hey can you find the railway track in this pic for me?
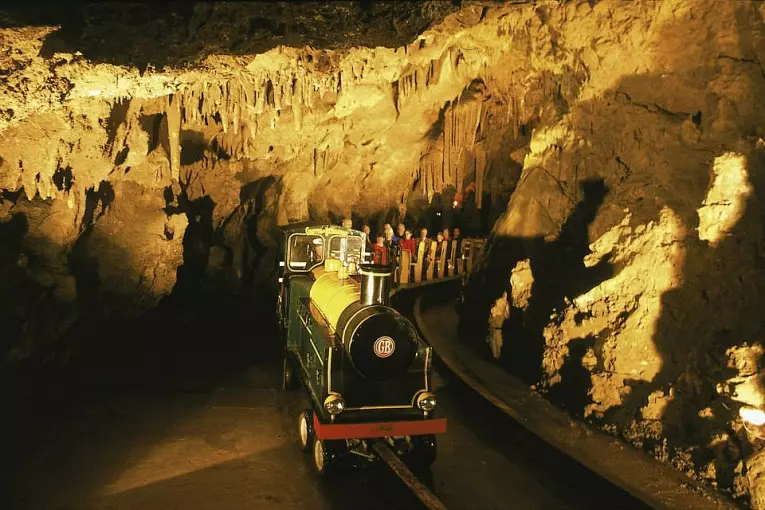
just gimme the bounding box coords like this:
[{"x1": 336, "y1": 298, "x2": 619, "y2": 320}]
[{"x1": 371, "y1": 439, "x2": 447, "y2": 510}]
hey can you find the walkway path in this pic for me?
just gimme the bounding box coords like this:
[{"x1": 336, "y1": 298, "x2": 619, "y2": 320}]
[{"x1": 414, "y1": 284, "x2": 736, "y2": 510}]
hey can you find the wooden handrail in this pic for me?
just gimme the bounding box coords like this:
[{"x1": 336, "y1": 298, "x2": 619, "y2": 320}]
[{"x1": 392, "y1": 238, "x2": 487, "y2": 286}]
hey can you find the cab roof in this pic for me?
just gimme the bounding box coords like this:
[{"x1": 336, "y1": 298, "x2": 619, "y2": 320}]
[{"x1": 278, "y1": 221, "x2": 364, "y2": 238}]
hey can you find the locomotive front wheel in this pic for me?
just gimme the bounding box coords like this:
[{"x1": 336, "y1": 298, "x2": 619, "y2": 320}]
[
  {"x1": 313, "y1": 438, "x2": 331, "y2": 475},
  {"x1": 298, "y1": 410, "x2": 314, "y2": 452},
  {"x1": 283, "y1": 357, "x2": 300, "y2": 390}
]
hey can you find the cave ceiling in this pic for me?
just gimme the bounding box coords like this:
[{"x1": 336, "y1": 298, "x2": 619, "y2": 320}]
[
  {"x1": 0, "y1": 0, "x2": 538, "y2": 225},
  {"x1": 3, "y1": 1, "x2": 478, "y2": 68}
]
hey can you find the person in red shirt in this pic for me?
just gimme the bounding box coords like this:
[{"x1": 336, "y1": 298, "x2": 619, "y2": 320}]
[
  {"x1": 398, "y1": 229, "x2": 416, "y2": 254},
  {"x1": 371, "y1": 234, "x2": 389, "y2": 265}
]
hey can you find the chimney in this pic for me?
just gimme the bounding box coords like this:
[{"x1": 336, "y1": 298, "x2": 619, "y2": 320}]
[{"x1": 359, "y1": 264, "x2": 391, "y2": 306}]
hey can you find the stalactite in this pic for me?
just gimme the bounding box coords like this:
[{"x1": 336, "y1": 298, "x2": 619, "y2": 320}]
[
  {"x1": 442, "y1": 104, "x2": 449, "y2": 188},
  {"x1": 475, "y1": 142, "x2": 486, "y2": 209},
  {"x1": 165, "y1": 94, "x2": 181, "y2": 181},
  {"x1": 293, "y1": 76, "x2": 304, "y2": 131}
]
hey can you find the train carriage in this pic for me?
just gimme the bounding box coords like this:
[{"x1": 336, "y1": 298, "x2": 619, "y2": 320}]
[{"x1": 275, "y1": 222, "x2": 446, "y2": 474}]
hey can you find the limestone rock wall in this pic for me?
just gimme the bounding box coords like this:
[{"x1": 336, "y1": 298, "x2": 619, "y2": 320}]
[{"x1": 464, "y1": 0, "x2": 765, "y2": 506}]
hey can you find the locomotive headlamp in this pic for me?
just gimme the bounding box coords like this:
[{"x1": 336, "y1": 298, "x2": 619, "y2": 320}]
[
  {"x1": 324, "y1": 393, "x2": 345, "y2": 415},
  {"x1": 416, "y1": 391, "x2": 437, "y2": 412}
]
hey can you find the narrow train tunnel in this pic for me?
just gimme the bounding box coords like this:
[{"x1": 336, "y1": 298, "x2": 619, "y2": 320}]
[{"x1": 2, "y1": 0, "x2": 765, "y2": 508}]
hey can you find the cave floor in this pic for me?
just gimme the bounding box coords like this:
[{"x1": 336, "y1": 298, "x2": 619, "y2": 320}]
[
  {"x1": 6, "y1": 362, "x2": 648, "y2": 509},
  {"x1": 5, "y1": 292, "x2": 645, "y2": 510}
]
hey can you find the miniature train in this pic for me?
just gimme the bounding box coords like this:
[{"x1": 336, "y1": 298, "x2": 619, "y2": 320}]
[{"x1": 276, "y1": 222, "x2": 446, "y2": 474}]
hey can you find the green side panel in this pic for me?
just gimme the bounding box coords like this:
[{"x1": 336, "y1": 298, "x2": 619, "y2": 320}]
[
  {"x1": 287, "y1": 275, "x2": 333, "y2": 409},
  {"x1": 287, "y1": 276, "x2": 311, "y2": 352}
]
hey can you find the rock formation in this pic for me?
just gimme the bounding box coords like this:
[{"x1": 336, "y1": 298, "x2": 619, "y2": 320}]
[
  {"x1": 2, "y1": 0, "x2": 765, "y2": 506},
  {"x1": 462, "y1": 0, "x2": 765, "y2": 506},
  {"x1": 0, "y1": 1, "x2": 536, "y2": 382}
]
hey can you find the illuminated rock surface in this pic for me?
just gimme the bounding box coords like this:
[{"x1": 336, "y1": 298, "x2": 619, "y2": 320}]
[{"x1": 2, "y1": 0, "x2": 765, "y2": 506}]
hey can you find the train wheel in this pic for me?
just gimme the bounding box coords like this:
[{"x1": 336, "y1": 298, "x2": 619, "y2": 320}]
[
  {"x1": 409, "y1": 434, "x2": 437, "y2": 467},
  {"x1": 313, "y1": 439, "x2": 344, "y2": 476},
  {"x1": 313, "y1": 438, "x2": 333, "y2": 475},
  {"x1": 283, "y1": 357, "x2": 299, "y2": 390},
  {"x1": 298, "y1": 410, "x2": 314, "y2": 452}
]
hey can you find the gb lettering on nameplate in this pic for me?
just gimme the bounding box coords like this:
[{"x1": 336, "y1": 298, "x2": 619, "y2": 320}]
[{"x1": 373, "y1": 336, "x2": 396, "y2": 358}]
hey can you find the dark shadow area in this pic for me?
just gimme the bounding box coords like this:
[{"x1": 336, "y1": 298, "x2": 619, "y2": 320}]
[
  {"x1": 4, "y1": 261, "x2": 280, "y2": 510},
  {"x1": 460, "y1": 179, "x2": 614, "y2": 389},
  {"x1": 0, "y1": 202, "x2": 131, "y2": 507},
  {"x1": 0, "y1": 187, "x2": 284, "y2": 508},
  {"x1": 81, "y1": 181, "x2": 115, "y2": 226},
  {"x1": 546, "y1": 335, "x2": 596, "y2": 419},
  {"x1": 456, "y1": 189, "x2": 483, "y2": 235},
  {"x1": 239, "y1": 176, "x2": 280, "y2": 286},
  {"x1": 51, "y1": 165, "x2": 74, "y2": 192},
  {"x1": 4, "y1": 292, "x2": 285, "y2": 510},
  {"x1": 425, "y1": 191, "x2": 445, "y2": 234},
  {"x1": 0, "y1": 212, "x2": 30, "y2": 365},
  {"x1": 3, "y1": 1, "x2": 460, "y2": 69},
  {"x1": 174, "y1": 195, "x2": 215, "y2": 295},
  {"x1": 508, "y1": 179, "x2": 613, "y2": 388},
  {"x1": 139, "y1": 113, "x2": 164, "y2": 153},
  {"x1": 180, "y1": 130, "x2": 207, "y2": 165}
]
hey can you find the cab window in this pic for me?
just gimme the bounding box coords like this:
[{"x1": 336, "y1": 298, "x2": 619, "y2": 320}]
[
  {"x1": 288, "y1": 234, "x2": 324, "y2": 270},
  {"x1": 328, "y1": 235, "x2": 364, "y2": 272}
]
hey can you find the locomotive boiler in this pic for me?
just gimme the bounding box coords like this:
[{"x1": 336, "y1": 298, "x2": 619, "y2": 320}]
[{"x1": 276, "y1": 223, "x2": 446, "y2": 474}]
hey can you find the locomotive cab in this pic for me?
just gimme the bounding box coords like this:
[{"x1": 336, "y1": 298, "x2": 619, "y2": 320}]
[{"x1": 276, "y1": 223, "x2": 445, "y2": 474}]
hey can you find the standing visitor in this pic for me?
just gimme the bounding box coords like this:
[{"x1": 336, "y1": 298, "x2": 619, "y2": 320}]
[
  {"x1": 371, "y1": 234, "x2": 389, "y2": 265},
  {"x1": 395, "y1": 223, "x2": 405, "y2": 244},
  {"x1": 399, "y1": 229, "x2": 416, "y2": 254},
  {"x1": 362, "y1": 224, "x2": 372, "y2": 262}
]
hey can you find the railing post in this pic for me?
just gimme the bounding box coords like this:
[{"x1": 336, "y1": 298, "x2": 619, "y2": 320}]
[
  {"x1": 400, "y1": 249, "x2": 411, "y2": 284},
  {"x1": 463, "y1": 239, "x2": 474, "y2": 274},
  {"x1": 437, "y1": 240, "x2": 447, "y2": 278},
  {"x1": 414, "y1": 241, "x2": 425, "y2": 283},
  {"x1": 425, "y1": 240, "x2": 436, "y2": 280},
  {"x1": 448, "y1": 239, "x2": 458, "y2": 276}
]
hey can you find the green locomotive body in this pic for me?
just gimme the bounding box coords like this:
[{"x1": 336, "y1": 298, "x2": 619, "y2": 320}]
[{"x1": 276, "y1": 222, "x2": 445, "y2": 473}]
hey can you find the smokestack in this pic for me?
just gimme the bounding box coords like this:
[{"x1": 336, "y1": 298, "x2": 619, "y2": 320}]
[{"x1": 359, "y1": 264, "x2": 391, "y2": 306}]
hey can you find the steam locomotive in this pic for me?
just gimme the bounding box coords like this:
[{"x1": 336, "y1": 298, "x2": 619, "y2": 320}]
[{"x1": 276, "y1": 222, "x2": 446, "y2": 474}]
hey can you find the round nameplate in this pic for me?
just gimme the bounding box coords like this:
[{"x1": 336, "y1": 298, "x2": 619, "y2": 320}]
[{"x1": 373, "y1": 336, "x2": 396, "y2": 359}]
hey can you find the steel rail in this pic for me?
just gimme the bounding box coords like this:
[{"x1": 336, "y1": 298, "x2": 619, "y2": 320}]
[{"x1": 371, "y1": 439, "x2": 448, "y2": 510}]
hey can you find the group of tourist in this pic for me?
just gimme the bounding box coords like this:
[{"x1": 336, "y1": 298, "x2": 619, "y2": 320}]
[{"x1": 340, "y1": 217, "x2": 462, "y2": 280}]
